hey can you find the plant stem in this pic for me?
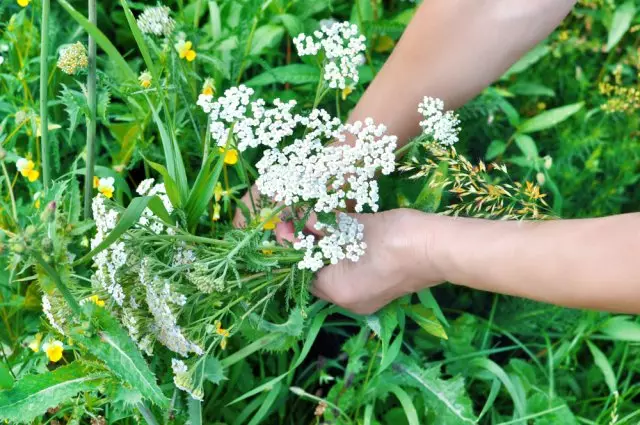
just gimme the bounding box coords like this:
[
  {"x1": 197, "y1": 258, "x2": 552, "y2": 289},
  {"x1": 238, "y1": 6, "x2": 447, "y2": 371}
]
[
  {"x1": 39, "y1": 0, "x2": 51, "y2": 189},
  {"x1": 137, "y1": 402, "x2": 161, "y2": 425},
  {"x1": 84, "y1": 0, "x2": 98, "y2": 219},
  {"x1": 1, "y1": 162, "x2": 17, "y2": 222}
]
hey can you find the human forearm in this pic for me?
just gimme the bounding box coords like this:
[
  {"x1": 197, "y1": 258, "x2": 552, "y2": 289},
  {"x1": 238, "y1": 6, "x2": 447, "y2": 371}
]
[
  {"x1": 349, "y1": 0, "x2": 577, "y2": 144},
  {"x1": 422, "y1": 213, "x2": 640, "y2": 313}
]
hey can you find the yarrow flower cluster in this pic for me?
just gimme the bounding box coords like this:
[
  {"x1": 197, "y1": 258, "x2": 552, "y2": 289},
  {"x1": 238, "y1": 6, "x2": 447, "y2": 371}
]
[
  {"x1": 199, "y1": 85, "x2": 397, "y2": 271},
  {"x1": 293, "y1": 21, "x2": 366, "y2": 90},
  {"x1": 56, "y1": 42, "x2": 88, "y2": 75},
  {"x1": 171, "y1": 359, "x2": 203, "y2": 401},
  {"x1": 418, "y1": 97, "x2": 461, "y2": 146},
  {"x1": 137, "y1": 5, "x2": 175, "y2": 37},
  {"x1": 42, "y1": 295, "x2": 65, "y2": 335},
  {"x1": 294, "y1": 213, "x2": 366, "y2": 271}
]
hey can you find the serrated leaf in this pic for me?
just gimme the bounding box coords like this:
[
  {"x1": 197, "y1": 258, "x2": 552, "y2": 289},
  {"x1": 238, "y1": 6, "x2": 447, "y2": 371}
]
[
  {"x1": 204, "y1": 357, "x2": 226, "y2": 385},
  {"x1": 518, "y1": 102, "x2": 583, "y2": 134},
  {"x1": 606, "y1": 1, "x2": 636, "y2": 52},
  {"x1": 245, "y1": 64, "x2": 321, "y2": 87},
  {"x1": 406, "y1": 305, "x2": 448, "y2": 340},
  {"x1": 0, "y1": 362, "x2": 107, "y2": 424},
  {"x1": 73, "y1": 307, "x2": 169, "y2": 408}
]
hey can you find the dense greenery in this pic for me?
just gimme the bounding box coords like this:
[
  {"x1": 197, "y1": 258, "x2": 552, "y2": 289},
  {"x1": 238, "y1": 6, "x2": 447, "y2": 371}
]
[{"x1": 1, "y1": 0, "x2": 639, "y2": 424}]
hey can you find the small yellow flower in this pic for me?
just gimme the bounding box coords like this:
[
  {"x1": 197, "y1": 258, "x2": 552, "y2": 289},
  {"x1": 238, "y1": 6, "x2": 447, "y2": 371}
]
[
  {"x1": 202, "y1": 78, "x2": 215, "y2": 96},
  {"x1": 341, "y1": 86, "x2": 353, "y2": 100},
  {"x1": 220, "y1": 338, "x2": 227, "y2": 350},
  {"x1": 176, "y1": 40, "x2": 197, "y2": 62},
  {"x1": 87, "y1": 295, "x2": 105, "y2": 307},
  {"x1": 16, "y1": 158, "x2": 40, "y2": 182},
  {"x1": 17, "y1": 0, "x2": 30, "y2": 7},
  {"x1": 558, "y1": 30, "x2": 570, "y2": 42},
  {"x1": 260, "y1": 208, "x2": 281, "y2": 231},
  {"x1": 34, "y1": 192, "x2": 42, "y2": 209},
  {"x1": 42, "y1": 340, "x2": 64, "y2": 363},
  {"x1": 212, "y1": 203, "x2": 221, "y2": 222},
  {"x1": 139, "y1": 70, "x2": 152, "y2": 88},
  {"x1": 218, "y1": 147, "x2": 238, "y2": 165},
  {"x1": 537, "y1": 102, "x2": 547, "y2": 111},
  {"x1": 214, "y1": 182, "x2": 224, "y2": 202},
  {"x1": 261, "y1": 241, "x2": 275, "y2": 256},
  {"x1": 28, "y1": 333, "x2": 43, "y2": 353},
  {"x1": 215, "y1": 320, "x2": 229, "y2": 350},
  {"x1": 97, "y1": 177, "x2": 115, "y2": 199},
  {"x1": 93, "y1": 175, "x2": 100, "y2": 188}
]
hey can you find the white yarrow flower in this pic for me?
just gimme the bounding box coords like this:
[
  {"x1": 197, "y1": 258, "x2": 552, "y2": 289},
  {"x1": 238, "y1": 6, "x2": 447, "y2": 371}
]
[
  {"x1": 137, "y1": 5, "x2": 175, "y2": 37},
  {"x1": 418, "y1": 97, "x2": 461, "y2": 146}
]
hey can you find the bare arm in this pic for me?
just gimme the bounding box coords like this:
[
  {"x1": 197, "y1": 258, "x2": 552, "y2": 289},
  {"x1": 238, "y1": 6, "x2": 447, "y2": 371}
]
[
  {"x1": 349, "y1": 0, "x2": 577, "y2": 144},
  {"x1": 430, "y1": 213, "x2": 640, "y2": 313}
]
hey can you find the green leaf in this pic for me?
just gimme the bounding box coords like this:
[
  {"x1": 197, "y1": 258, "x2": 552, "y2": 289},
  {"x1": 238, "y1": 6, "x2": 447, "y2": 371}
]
[
  {"x1": 514, "y1": 134, "x2": 539, "y2": 160},
  {"x1": 509, "y1": 82, "x2": 555, "y2": 98},
  {"x1": 470, "y1": 358, "x2": 526, "y2": 418},
  {"x1": 414, "y1": 161, "x2": 448, "y2": 213},
  {"x1": 398, "y1": 363, "x2": 477, "y2": 424},
  {"x1": 606, "y1": 1, "x2": 636, "y2": 52},
  {"x1": 503, "y1": 44, "x2": 550, "y2": 79},
  {"x1": 57, "y1": 0, "x2": 136, "y2": 82},
  {"x1": 188, "y1": 398, "x2": 202, "y2": 425},
  {"x1": 120, "y1": 0, "x2": 158, "y2": 79},
  {"x1": 204, "y1": 356, "x2": 226, "y2": 385},
  {"x1": 485, "y1": 140, "x2": 507, "y2": 161},
  {"x1": 417, "y1": 288, "x2": 448, "y2": 327},
  {"x1": 598, "y1": 316, "x2": 640, "y2": 342},
  {"x1": 518, "y1": 102, "x2": 583, "y2": 134},
  {"x1": 406, "y1": 305, "x2": 448, "y2": 340},
  {"x1": 144, "y1": 95, "x2": 189, "y2": 203},
  {"x1": 0, "y1": 364, "x2": 14, "y2": 390},
  {"x1": 74, "y1": 196, "x2": 172, "y2": 265},
  {"x1": 245, "y1": 64, "x2": 321, "y2": 87},
  {"x1": 250, "y1": 25, "x2": 285, "y2": 56},
  {"x1": 73, "y1": 306, "x2": 169, "y2": 408},
  {"x1": 142, "y1": 154, "x2": 182, "y2": 209},
  {"x1": 388, "y1": 385, "x2": 420, "y2": 425},
  {"x1": 0, "y1": 362, "x2": 107, "y2": 424},
  {"x1": 586, "y1": 341, "x2": 617, "y2": 394},
  {"x1": 276, "y1": 14, "x2": 304, "y2": 37},
  {"x1": 185, "y1": 153, "x2": 224, "y2": 228},
  {"x1": 208, "y1": 1, "x2": 222, "y2": 40},
  {"x1": 246, "y1": 381, "x2": 281, "y2": 425}
]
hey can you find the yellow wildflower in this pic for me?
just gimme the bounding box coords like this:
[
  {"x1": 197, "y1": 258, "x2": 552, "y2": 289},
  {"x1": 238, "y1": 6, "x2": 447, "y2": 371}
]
[
  {"x1": 87, "y1": 295, "x2": 105, "y2": 307},
  {"x1": 16, "y1": 158, "x2": 40, "y2": 182},
  {"x1": 341, "y1": 86, "x2": 353, "y2": 100},
  {"x1": 261, "y1": 241, "x2": 276, "y2": 256},
  {"x1": 558, "y1": 30, "x2": 570, "y2": 42},
  {"x1": 214, "y1": 182, "x2": 224, "y2": 202},
  {"x1": 202, "y1": 78, "x2": 215, "y2": 96},
  {"x1": 537, "y1": 102, "x2": 547, "y2": 111},
  {"x1": 17, "y1": 0, "x2": 30, "y2": 7},
  {"x1": 97, "y1": 177, "x2": 115, "y2": 199},
  {"x1": 138, "y1": 70, "x2": 152, "y2": 88},
  {"x1": 218, "y1": 147, "x2": 238, "y2": 165},
  {"x1": 260, "y1": 208, "x2": 281, "y2": 231},
  {"x1": 28, "y1": 333, "x2": 43, "y2": 352},
  {"x1": 34, "y1": 191, "x2": 42, "y2": 209},
  {"x1": 93, "y1": 175, "x2": 100, "y2": 188},
  {"x1": 42, "y1": 340, "x2": 64, "y2": 363},
  {"x1": 212, "y1": 203, "x2": 221, "y2": 222},
  {"x1": 176, "y1": 40, "x2": 197, "y2": 62},
  {"x1": 215, "y1": 320, "x2": 229, "y2": 350}
]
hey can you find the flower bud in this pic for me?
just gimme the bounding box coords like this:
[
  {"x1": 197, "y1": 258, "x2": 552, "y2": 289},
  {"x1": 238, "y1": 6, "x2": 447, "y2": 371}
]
[
  {"x1": 24, "y1": 225, "x2": 37, "y2": 238},
  {"x1": 40, "y1": 201, "x2": 57, "y2": 222}
]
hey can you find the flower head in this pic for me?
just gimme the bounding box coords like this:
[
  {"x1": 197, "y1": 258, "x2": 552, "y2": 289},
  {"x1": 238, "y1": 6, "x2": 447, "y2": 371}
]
[
  {"x1": 57, "y1": 42, "x2": 88, "y2": 75},
  {"x1": 218, "y1": 147, "x2": 238, "y2": 165},
  {"x1": 261, "y1": 241, "x2": 276, "y2": 255},
  {"x1": 137, "y1": 5, "x2": 175, "y2": 37},
  {"x1": 28, "y1": 333, "x2": 42, "y2": 352},
  {"x1": 17, "y1": 0, "x2": 30, "y2": 7},
  {"x1": 293, "y1": 22, "x2": 367, "y2": 90},
  {"x1": 97, "y1": 177, "x2": 115, "y2": 199},
  {"x1": 139, "y1": 70, "x2": 152, "y2": 88},
  {"x1": 175, "y1": 40, "x2": 196, "y2": 62},
  {"x1": 259, "y1": 208, "x2": 281, "y2": 231},
  {"x1": 418, "y1": 97, "x2": 461, "y2": 146},
  {"x1": 16, "y1": 157, "x2": 40, "y2": 182},
  {"x1": 212, "y1": 203, "x2": 221, "y2": 222},
  {"x1": 202, "y1": 78, "x2": 215, "y2": 96},
  {"x1": 33, "y1": 191, "x2": 42, "y2": 209},
  {"x1": 42, "y1": 340, "x2": 64, "y2": 363},
  {"x1": 87, "y1": 295, "x2": 105, "y2": 307}
]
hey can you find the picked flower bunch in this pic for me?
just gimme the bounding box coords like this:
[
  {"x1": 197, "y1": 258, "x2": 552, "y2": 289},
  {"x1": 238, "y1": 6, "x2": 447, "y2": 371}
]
[{"x1": 0, "y1": 4, "x2": 548, "y2": 423}]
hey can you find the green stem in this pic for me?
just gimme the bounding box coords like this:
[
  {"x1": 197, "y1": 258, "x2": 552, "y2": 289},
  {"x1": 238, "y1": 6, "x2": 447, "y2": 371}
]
[
  {"x1": 39, "y1": 0, "x2": 51, "y2": 189},
  {"x1": 1, "y1": 162, "x2": 17, "y2": 222},
  {"x1": 83, "y1": 0, "x2": 98, "y2": 219}
]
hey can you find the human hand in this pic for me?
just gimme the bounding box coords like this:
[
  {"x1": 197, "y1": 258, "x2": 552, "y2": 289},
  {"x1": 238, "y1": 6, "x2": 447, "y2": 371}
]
[{"x1": 313, "y1": 208, "x2": 445, "y2": 315}]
